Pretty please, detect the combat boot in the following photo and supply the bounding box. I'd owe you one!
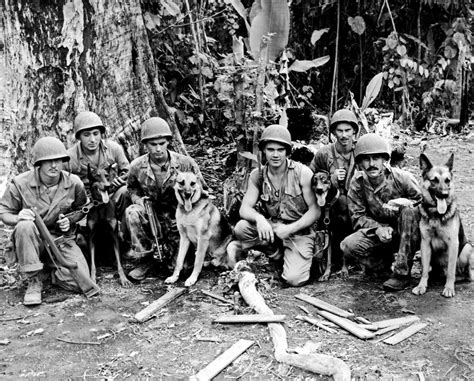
[23,275,43,306]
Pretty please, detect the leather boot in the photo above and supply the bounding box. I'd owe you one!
[23,275,43,306]
[383,274,411,292]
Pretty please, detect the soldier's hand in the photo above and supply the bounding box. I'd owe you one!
[255,214,274,243]
[272,222,290,240]
[18,209,35,222]
[111,176,126,189]
[57,213,70,232]
[375,226,393,243]
[335,168,347,182]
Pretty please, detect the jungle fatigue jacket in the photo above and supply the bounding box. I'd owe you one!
[67,140,129,187]
[309,143,356,192]
[256,159,309,223]
[347,164,422,235]
[127,150,203,215]
[0,170,87,230]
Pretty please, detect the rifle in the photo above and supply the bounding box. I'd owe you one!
[12,179,100,298]
[144,198,163,261]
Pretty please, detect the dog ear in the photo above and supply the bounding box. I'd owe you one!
[419,153,432,174]
[445,153,454,172]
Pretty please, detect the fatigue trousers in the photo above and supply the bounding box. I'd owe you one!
[340,206,421,276]
[13,220,91,292]
[233,220,316,286]
[123,204,179,264]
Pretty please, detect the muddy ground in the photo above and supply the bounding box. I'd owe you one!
[0,135,473,380]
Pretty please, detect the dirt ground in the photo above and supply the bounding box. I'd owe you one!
[1,135,473,380]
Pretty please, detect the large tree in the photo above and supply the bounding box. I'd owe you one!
[1,0,186,172]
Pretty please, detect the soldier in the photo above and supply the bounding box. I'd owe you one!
[0,137,99,305]
[227,125,320,286]
[340,133,422,291]
[67,111,130,218]
[309,109,359,273]
[124,117,204,281]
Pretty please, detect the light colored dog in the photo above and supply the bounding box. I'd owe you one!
[165,172,232,287]
[412,153,473,298]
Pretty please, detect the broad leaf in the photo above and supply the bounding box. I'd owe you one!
[348,16,366,35]
[361,72,384,110]
[249,0,290,61]
[230,0,251,33]
[239,151,258,163]
[311,28,329,45]
[161,0,181,17]
[288,56,330,72]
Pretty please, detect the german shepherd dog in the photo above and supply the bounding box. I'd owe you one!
[87,165,132,287]
[312,171,343,281]
[165,172,232,287]
[412,153,473,298]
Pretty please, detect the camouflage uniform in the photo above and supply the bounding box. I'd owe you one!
[341,165,422,275]
[234,160,316,286]
[310,143,356,264]
[124,150,203,264]
[0,170,94,292]
[67,140,130,217]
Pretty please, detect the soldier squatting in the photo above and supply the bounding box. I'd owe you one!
[0,110,471,305]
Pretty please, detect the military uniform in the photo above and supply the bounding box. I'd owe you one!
[67,140,130,217]
[234,160,316,286]
[0,170,93,292]
[341,165,422,275]
[125,150,203,262]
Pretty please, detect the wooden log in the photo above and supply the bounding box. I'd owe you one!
[214,314,286,324]
[201,290,233,305]
[134,288,186,323]
[191,339,254,381]
[317,310,375,340]
[372,315,420,330]
[383,323,427,345]
[296,315,338,334]
[295,294,354,318]
[238,269,351,381]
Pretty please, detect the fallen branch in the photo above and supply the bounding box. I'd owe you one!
[295,294,354,318]
[134,287,186,323]
[201,290,233,305]
[56,337,101,345]
[237,268,351,381]
[214,314,286,324]
[317,310,375,340]
[191,339,254,380]
[383,322,427,345]
[0,314,34,322]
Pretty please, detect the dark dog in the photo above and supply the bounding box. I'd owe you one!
[87,166,132,287]
[165,172,232,287]
[312,171,342,281]
[412,153,473,297]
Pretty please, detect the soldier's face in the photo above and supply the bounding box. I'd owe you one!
[333,123,355,147]
[39,159,63,182]
[79,128,102,152]
[263,142,288,169]
[146,137,169,163]
[359,154,385,179]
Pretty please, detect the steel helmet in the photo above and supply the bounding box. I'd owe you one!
[74,111,105,138]
[258,124,292,152]
[32,137,70,166]
[140,117,172,143]
[330,109,359,134]
[354,133,391,161]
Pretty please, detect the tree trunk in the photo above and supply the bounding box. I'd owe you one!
[1,0,186,172]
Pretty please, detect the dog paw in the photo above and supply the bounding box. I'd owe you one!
[120,277,134,288]
[318,273,330,282]
[412,285,426,295]
[184,276,198,287]
[441,286,455,298]
[165,276,178,284]
[340,267,349,280]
